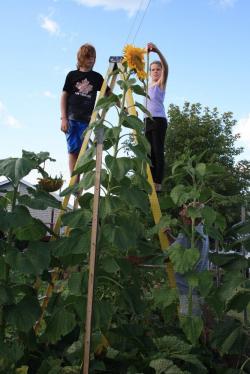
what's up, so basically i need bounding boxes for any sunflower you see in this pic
[123,44,147,80]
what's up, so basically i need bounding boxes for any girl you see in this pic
[145,42,168,192]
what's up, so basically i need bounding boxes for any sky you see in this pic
[0,0,249,186]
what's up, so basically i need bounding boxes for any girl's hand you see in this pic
[147,42,158,53]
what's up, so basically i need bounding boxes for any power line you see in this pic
[123,0,151,47]
[132,0,152,44]
[124,0,146,46]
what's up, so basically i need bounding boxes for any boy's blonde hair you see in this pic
[77,43,96,69]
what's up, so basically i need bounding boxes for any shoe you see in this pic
[154,183,162,192]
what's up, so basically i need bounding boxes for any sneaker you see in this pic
[154,183,162,192]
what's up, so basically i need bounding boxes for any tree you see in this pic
[165,102,250,224]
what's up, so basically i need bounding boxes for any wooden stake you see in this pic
[83,128,104,374]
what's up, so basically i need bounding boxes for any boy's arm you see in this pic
[60,91,69,133]
[147,42,168,89]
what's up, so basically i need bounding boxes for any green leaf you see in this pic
[120,286,145,314]
[173,354,207,372]
[132,173,152,193]
[68,272,87,296]
[6,295,41,332]
[16,366,29,374]
[136,132,151,153]
[95,93,118,110]
[103,126,120,141]
[100,195,124,218]
[119,186,149,213]
[60,169,96,197]
[79,170,96,190]
[195,163,206,176]
[0,256,7,280]
[14,218,47,240]
[6,205,33,228]
[102,257,120,273]
[103,223,134,250]
[52,229,90,257]
[61,208,92,228]
[45,308,76,343]
[103,214,142,250]
[134,101,151,117]
[22,150,55,164]
[186,206,202,220]
[121,114,144,132]
[130,84,147,97]
[0,157,36,185]
[0,284,14,305]
[169,244,200,273]
[93,300,113,330]
[201,206,217,226]
[128,143,149,161]
[150,358,184,374]
[154,335,191,355]
[197,271,213,297]
[226,289,250,312]
[5,242,51,275]
[179,315,203,345]
[170,185,190,205]
[220,327,241,355]
[209,252,248,270]
[105,155,135,181]
[72,146,96,173]
[0,341,24,368]
[152,287,178,309]
[18,190,62,210]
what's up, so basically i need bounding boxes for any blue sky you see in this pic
[0,0,249,185]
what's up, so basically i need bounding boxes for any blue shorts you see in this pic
[66,119,88,154]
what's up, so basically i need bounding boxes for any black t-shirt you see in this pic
[63,69,104,122]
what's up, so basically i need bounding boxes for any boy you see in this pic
[60,43,105,174]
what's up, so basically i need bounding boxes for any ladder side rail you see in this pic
[117,63,176,288]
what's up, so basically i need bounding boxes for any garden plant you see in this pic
[0,46,249,373]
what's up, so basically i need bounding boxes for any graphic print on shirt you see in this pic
[75,78,93,98]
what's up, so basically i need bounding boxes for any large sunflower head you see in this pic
[123,44,147,80]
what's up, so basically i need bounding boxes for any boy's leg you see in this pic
[69,152,79,175]
[66,120,89,175]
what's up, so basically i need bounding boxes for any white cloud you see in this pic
[74,0,148,16]
[0,101,22,129]
[39,15,60,35]
[43,90,57,99]
[212,0,238,8]
[235,114,250,142]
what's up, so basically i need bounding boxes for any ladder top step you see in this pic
[109,56,123,63]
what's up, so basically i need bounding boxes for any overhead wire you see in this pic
[123,0,152,46]
[132,0,152,44]
[124,0,146,46]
